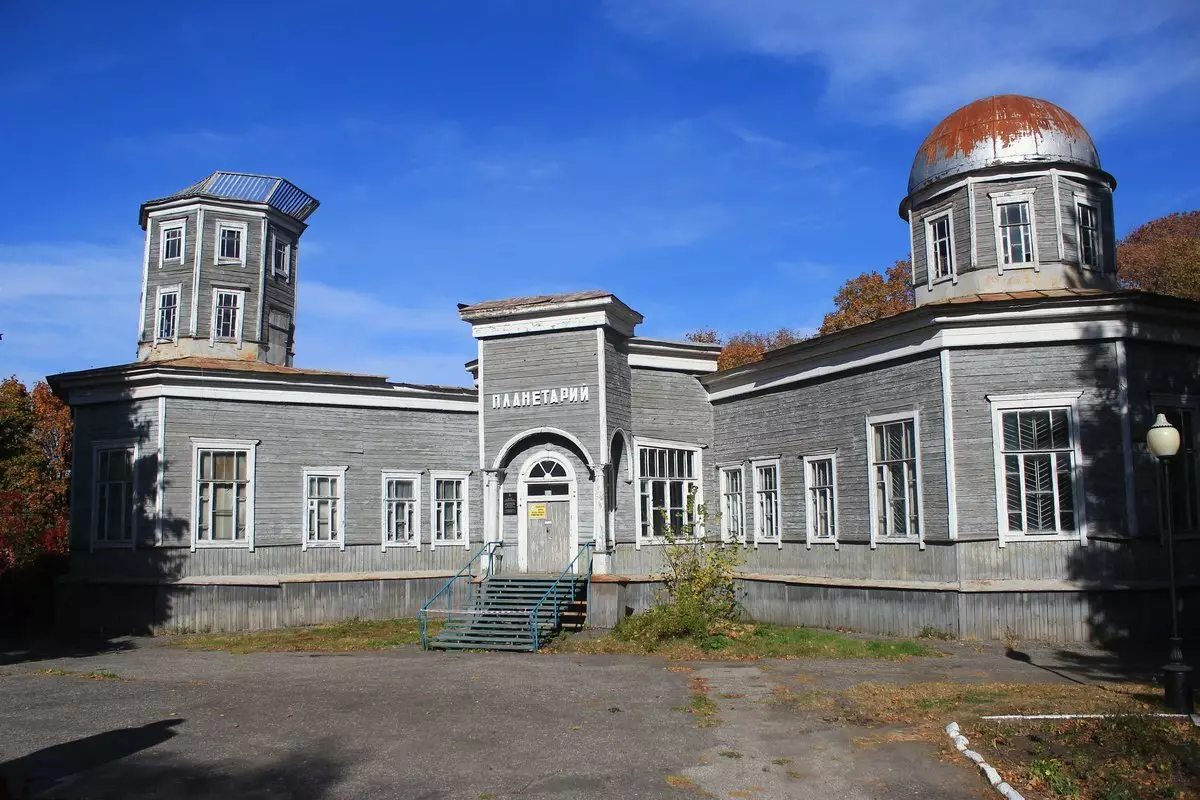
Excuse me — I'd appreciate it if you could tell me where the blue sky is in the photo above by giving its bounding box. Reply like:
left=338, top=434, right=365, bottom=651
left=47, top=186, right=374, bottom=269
left=3, top=0, right=1199, bottom=388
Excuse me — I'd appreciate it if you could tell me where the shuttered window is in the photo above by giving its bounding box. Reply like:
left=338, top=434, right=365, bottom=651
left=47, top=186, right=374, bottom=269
left=999, top=410, right=1077, bottom=535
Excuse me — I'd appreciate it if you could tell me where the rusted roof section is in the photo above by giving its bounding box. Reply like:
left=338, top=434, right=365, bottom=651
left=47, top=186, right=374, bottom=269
left=458, top=290, right=613, bottom=315
left=907, top=95, right=1103, bottom=196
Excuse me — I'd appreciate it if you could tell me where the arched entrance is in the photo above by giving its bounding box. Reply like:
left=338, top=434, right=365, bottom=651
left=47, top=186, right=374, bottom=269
left=519, top=451, right=578, bottom=573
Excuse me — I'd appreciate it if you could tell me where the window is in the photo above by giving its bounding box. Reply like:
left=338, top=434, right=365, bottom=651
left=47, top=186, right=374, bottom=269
left=868, top=415, right=921, bottom=543
left=304, top=467, right=347, bottom=548
left=211, top=289, right=244, bottom=342
left=193, top=440, right=256, bottom=548
left=93, top=444, right=136, bottom=547
left=925, top=212, right=954, bottom=282
left=1154, top=406, right=1198, bottom=533
left=637, top=444, right=701, bottom=539
left=160, top=221, right=185, bottom=265
left=155, top=287, right=179, bottom=342
left=432, top=473, right=469, bottom=546
left=998, top=201, right=1034, bottom=265
left=382, top=472, right=421, bottom=549
left=803, top=455, right=837, bottom=546
left=752, top=460, right=781, bottom=544
left=988, top=393, right=1085, bottom=544
left=272, top=234, right=291, bottom=279
left=218, top=225, right=243, bottom=262
left=1077, top=202, right=1102, bottom=269
left=719, top=466, right=745, bottom=543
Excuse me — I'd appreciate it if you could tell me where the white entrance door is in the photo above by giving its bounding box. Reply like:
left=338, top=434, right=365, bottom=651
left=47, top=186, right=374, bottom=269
left=520, top=454, right=577, bottom=574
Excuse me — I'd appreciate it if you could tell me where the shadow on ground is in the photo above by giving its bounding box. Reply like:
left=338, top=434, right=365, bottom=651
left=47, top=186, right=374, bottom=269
left=0, top=722, right=349, bottom=800
left=0, top=634, right=137, bottom=667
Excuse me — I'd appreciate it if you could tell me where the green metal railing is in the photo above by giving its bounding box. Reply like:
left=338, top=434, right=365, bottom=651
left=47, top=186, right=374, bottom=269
left=529, top=542, right=594, bottom=651
left=418, top=541, right=497, bottom=649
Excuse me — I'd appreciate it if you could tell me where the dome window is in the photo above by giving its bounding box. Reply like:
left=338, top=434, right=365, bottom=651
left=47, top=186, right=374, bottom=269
left=1077, top=201, right=1103, bottom=269
left=924, top=210, right=956, bottom=283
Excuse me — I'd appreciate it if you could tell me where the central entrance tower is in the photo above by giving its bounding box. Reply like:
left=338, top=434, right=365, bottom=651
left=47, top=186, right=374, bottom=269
left=459, top=291, right=644, bottom=575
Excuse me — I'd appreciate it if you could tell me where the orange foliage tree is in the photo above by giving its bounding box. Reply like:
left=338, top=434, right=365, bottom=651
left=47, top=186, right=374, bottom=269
left=0, top=377, right=72, bottom=572
left=818, top=258, right=914, bottom=335
left=1118, top=211, right=1200, bottom=299
left=686, top=327, right=806, bottom=371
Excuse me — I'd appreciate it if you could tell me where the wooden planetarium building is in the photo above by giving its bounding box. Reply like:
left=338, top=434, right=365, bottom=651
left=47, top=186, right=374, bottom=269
left=52, top=96, right=1200, bottom=643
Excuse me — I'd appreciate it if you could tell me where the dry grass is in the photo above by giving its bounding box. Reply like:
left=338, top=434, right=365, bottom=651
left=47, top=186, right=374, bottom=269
left=35, top=667, right=122, bottom=681
left=166, top=618, right=438, bottom=654
left=548, top=622, right=937, bottom=661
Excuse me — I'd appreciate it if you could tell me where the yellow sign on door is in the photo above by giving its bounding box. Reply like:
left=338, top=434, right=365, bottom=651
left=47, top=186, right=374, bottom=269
left=528, top=503, right=547, bottom=519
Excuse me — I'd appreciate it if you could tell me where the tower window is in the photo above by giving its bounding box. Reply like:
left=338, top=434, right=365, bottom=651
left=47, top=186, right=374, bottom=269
left=211, top=289, right=244, bottom=342
left=273, top=235, right=292, bottom=279
left=156, top=287, right=180, bottom=342
left=998, top=201, right=1034, bottom=264
left=216, top=222, right=247, bottom=265
left=160, top=222, right=185, bottom=264
left=924, top=211, right=955, bottom=282
left=1077, top=202, right=1102, bottom=269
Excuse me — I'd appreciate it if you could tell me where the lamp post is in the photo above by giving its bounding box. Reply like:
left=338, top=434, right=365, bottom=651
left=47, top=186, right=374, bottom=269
left=1147, top=412, right=1194, bottom=714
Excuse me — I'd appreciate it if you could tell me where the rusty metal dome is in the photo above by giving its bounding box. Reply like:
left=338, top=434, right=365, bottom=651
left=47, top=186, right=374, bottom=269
left=907, top=95, right=1102, bottom=196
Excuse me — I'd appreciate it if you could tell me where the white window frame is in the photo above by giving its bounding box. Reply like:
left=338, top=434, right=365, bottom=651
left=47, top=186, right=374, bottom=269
left=988, top=392, right=1087, bottom=547
left=633, top=437, right=704, bottom=546
left=158, top=219, right=186, bottom=267
left=430, top=470, right=471, bottom=549
left=190, top=438, right=257, bottom=551
left=381, top=470, right=422, bottom=551
left=802, top=452, right=839, bottom=549
left=866, top=411, right=924, bottom=548
left=1149, top=395, right=1200, bottom=541
left=155, top=284, right=181, bottom=343
left=751, top=457, right=782, bottom=548
left=302, top=466, right=349, bottom=550
left=718, top=463, right=745, bottom=544
left=272, top=232, right=292, bottom=280
left=923, top=205, right=957, bottom=286
left=215, top=220, right=249, bottom=267
left=989, top=188, right=1039, bottom=271
left=91, top=440, right=139, bottom=550
left=210, top=288, right=245, bottom=345
left=1073, top=192, right=1103, bottom=271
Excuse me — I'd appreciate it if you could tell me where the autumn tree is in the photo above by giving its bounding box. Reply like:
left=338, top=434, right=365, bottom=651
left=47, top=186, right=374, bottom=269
left=0, top=377, right=72, bottom=573
left=686, top=327, right=806, bottom=371
left=1118, top=211, right=1200, bottom=299
left=818, top=258, right=915, bottom=335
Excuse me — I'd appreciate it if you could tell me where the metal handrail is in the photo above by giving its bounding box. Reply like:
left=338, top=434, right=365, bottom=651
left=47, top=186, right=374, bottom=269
left=418, top=541, right=497, bottom=649
left=528, top=542, right=594, bottom=651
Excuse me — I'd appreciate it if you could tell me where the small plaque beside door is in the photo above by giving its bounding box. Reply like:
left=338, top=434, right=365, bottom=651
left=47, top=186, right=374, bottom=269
left=502, top=492, right=518, bottom=516
left=528, top=503, right=547, bottom=519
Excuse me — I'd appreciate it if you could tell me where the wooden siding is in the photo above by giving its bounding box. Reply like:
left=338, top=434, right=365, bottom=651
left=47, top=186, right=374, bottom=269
left=142, top=210, right=201, bottom=345
left=496, top=439, right=597, bottom=548
left=711, top=354, right=948, bottom=547
left=950, top=343, right=1127, bottom=540
left=164, top=397, right=478, bottom=549
left=196, top=211, right=265, bottom=343
left=911, top=184, right=971, bottom=288
left=971, top=175, right=1057, bottom=268
left=605, top=334, right=637, bottom=542
left=70, top=400, right=161, bottom=549
left=481, top=329, right=601, bottom=466
left=738, top=579, right=959, bottom=638
left=630, top=367, right=712, bottom=446
left=1056, top=176, right=1116, bottom=274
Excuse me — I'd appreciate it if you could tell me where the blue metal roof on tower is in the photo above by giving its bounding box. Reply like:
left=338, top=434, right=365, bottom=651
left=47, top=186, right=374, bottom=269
left=148, top=171, right=320, bottom=222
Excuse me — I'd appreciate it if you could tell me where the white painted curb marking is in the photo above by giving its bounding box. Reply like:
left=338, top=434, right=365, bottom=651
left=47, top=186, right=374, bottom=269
left=945, top=722, right=1024, bottom=800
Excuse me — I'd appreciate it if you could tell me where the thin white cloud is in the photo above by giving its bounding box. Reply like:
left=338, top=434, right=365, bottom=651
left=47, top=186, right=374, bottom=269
left=605, top=0, right=1200, bottom=128
left=299, top=282, right=464, bottom=335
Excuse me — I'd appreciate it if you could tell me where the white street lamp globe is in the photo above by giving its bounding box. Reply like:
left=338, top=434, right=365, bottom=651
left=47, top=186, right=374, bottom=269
left=1148, top=413, right=1182, bottom=459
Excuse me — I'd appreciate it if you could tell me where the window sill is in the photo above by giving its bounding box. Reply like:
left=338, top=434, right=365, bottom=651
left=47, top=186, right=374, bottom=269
left=432, top=539, right=468, bottom=547
left=1000, top=533, right=1084, bottom=544
left=998, top=262, right=1038, bottom=271
left=872, top=536, right=922, bottom=546
left=216, top=258, right=246, bottom=267
left=92, top=541, right=135, bottom=549
left=304, top=541, right=343, bottom=549
left=383, top=542, right=420, bottom=550
left=806, top=538, right=839, bottom=547
left=194, top=541, right=251, bottom=549
left=929, top=275, right=955, bottom=287
left=159, top=259, right=184, bottom=267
